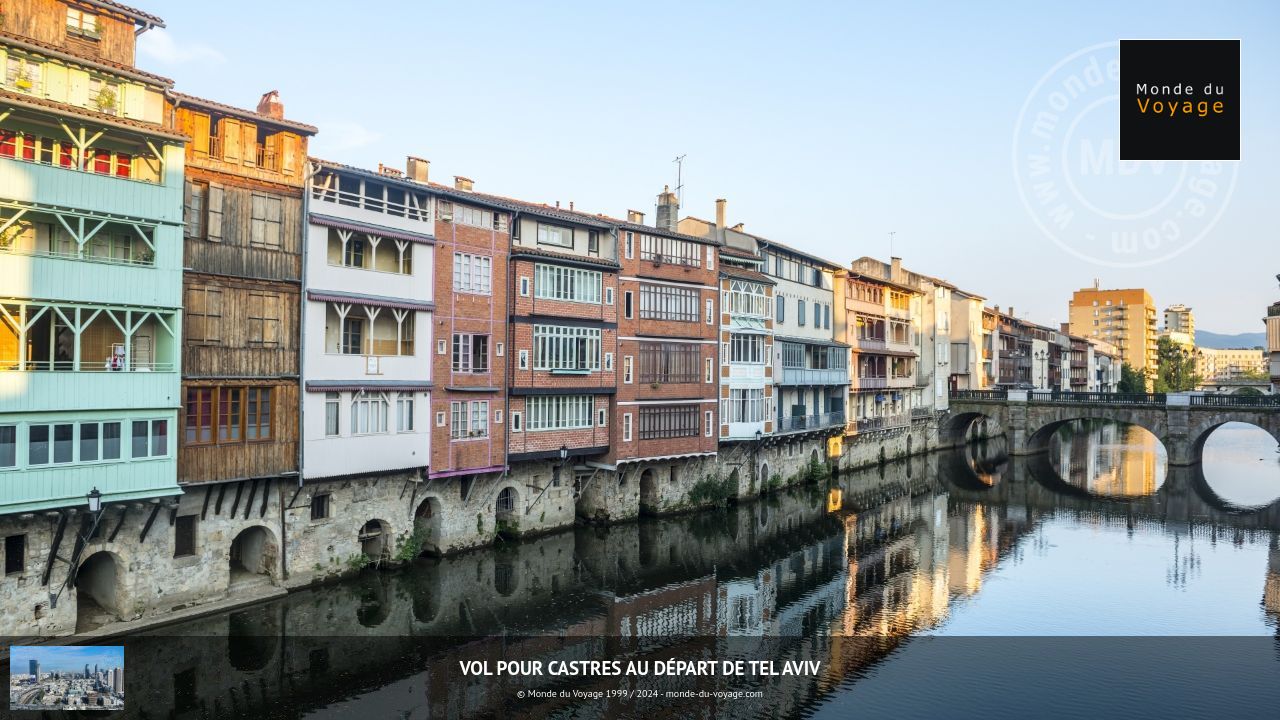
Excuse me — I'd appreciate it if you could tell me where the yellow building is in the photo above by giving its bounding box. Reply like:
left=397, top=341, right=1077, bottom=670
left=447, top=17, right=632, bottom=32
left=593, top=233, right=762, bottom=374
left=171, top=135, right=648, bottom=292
left=1197, top=347, right=1266, bottom=381
left=1163, top=304, right=1195, bottom=345
left=1068, top=284, right=1158, bottom=374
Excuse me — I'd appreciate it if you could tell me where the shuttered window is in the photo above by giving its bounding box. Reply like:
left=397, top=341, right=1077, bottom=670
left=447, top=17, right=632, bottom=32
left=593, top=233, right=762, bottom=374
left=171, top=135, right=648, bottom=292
left=250, top=193, right=283, bottom=248
left=247, top=292, right=281, bottom=347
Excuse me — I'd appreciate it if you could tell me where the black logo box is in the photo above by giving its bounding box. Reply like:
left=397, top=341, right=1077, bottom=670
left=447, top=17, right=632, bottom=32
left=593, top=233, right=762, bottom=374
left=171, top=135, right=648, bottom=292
left=1120, top=39, right=1240, bottom=160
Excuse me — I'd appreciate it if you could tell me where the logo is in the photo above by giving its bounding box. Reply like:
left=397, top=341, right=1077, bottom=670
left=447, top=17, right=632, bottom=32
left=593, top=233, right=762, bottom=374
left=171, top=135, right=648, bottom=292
left=1013, top=42, right=1238, bottom=268
left=1120, top=40, right=1240, bottom=160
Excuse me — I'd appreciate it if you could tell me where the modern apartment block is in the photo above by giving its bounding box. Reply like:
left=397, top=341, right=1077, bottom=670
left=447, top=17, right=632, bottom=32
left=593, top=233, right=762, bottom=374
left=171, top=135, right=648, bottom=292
left=171, top=90, right=315, bottom=594
left=1163, top=304, right=1195, bottom=345
left=0, top=0, right=184, bottom=632
left=1196, top=347, right=1266, bottom=381
left=1068, top=284, right=1158, bottom=375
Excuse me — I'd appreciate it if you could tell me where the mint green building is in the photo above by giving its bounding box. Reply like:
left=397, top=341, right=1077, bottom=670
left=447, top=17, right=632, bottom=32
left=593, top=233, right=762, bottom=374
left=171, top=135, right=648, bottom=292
left=0, top=4, right=186, bottom=516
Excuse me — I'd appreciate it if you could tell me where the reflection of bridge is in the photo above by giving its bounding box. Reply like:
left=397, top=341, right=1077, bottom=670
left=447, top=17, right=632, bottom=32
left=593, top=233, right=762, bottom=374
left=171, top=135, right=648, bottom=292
left=941, top=443, right=1280, bottom=531
left=946, top=390, right=1280, bottom=466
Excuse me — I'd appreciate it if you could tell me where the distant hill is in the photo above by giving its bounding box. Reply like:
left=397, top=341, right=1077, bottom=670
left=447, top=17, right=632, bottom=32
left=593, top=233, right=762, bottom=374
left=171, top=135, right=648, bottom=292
left=1196, top=330, right=1266, bottom=349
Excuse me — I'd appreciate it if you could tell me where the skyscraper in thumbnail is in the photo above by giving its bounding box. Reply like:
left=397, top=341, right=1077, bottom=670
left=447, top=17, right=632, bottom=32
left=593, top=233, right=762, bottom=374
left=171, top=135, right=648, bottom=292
left=29, top=659, right=39, bottom=679
left=112, top=667, right=123, bottom=693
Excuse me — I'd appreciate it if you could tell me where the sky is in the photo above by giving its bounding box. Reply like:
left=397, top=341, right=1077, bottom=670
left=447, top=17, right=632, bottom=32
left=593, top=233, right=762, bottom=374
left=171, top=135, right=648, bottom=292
left=136, top=1, right=1280, bottom=333
left=9, top=645, right=124, bottom=673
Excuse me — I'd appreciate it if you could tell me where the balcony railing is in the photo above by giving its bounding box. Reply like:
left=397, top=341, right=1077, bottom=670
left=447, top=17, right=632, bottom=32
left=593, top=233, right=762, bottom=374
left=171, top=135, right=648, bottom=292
left=950, top=389, right=1008, bottom=401
left=1, top=360, right=176, bottom=373
left=1190, top=394, right=1280, bottom=408
left=777, top=412, right=845, bottom=433
left=779, top=366, right=849, bottom=385
left=847, top=414, right=910, bottom=434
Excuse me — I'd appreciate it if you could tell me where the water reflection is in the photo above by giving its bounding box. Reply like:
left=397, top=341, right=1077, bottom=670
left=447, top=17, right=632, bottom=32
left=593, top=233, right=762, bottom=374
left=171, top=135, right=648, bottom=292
left=1202, top=422, right=1280, bottom=508
left=1049, top=419, right=1167, bottom=497
left=89, top=425, right=1280, bottom=719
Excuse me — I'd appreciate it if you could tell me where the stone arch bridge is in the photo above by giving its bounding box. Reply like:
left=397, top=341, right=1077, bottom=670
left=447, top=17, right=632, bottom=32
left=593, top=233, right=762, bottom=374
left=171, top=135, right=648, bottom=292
left=943, top=390, right=1280, bottom=466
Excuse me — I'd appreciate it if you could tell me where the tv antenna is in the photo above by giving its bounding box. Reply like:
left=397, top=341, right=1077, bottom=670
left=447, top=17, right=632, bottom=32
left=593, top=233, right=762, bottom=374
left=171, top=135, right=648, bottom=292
left=673, top=154, right=686, bottom=206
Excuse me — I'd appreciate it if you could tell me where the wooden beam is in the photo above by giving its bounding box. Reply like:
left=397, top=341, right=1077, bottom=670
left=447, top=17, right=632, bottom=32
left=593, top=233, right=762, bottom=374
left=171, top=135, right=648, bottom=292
left=138, top=503, right=160, bottom=543
left=201, top=485, right=213, bottom=520
left=286, top=484, right=303, bottom=510
left=41, top=511, right=68, bottom=586
left=229, top=481, right=244, bottom=518
left=168, top=506, right=177, bottom=526
left=107, top=506, right=129, bottom=543
left=259, top=479, right=270, bottom=518
left=243, top=479, right=259, bottom=520
left=66, top=514, right=91, bottom=587
left=215, top=483, right=228, bottom=515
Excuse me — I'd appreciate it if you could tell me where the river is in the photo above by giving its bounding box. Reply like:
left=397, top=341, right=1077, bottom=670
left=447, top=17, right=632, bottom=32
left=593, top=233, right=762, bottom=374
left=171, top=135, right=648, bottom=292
left=85, top=422, right=1280, bottom=718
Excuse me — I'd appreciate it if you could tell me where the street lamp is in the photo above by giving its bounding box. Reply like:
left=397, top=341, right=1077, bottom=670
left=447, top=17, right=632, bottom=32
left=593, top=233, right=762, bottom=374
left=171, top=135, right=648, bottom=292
left=50, top=488, right=105, bottom=610
left=558, top=445, right=569, bottom=463
left=87, top=487, right=102, bottom=514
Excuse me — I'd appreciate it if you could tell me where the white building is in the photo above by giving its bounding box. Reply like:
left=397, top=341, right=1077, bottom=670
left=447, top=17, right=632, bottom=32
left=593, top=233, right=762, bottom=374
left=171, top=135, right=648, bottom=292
left=302, top=161, right=435, bottom=479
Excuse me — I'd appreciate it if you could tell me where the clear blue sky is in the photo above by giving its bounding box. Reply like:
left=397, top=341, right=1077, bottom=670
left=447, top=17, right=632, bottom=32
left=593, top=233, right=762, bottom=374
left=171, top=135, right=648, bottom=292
left=9, top=645, right=124, bottom=673
left=138, top=1, right=1280, bottom=333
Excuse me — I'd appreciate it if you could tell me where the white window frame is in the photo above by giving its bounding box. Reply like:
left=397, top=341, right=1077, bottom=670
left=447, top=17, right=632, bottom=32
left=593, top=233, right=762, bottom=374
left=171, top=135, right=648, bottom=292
left=535, top=264, right=602, bottom=304
left=526, top=395, right=594, bottom=431
left=705, top=410, right=714, bottom=436
left=453, top=252, right=492, bottom=294
left=396, top=393, right=414, bottom=432
left=518, top=349, right=529, bottom=370
left=351, top=392, right=390, bottom=435
left=450, top=400, right=489, bottom=439
left=533, top=325, right=601, bottom=371
left=623, top=355, right=633, bottom=383
left=511, top=411, right=523, bottom=432
left=705, top=357, right=714, bottom=383
left=622, top=413, right=633, bottom=442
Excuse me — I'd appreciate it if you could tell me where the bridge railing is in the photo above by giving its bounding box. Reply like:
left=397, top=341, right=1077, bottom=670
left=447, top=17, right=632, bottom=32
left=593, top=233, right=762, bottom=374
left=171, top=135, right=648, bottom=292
left=1189, top=394, right=1280, bottom=408
left=950, top=389, right=1007, bottom=401
left=1027, top=390, right=1167, bottom=404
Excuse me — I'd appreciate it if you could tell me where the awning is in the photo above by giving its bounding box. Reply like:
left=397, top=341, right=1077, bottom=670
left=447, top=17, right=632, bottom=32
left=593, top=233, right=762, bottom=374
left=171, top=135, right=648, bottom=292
left=306, top=289, right=435, bottom=313
left=730, top=317, right=769, bottom=334
left=851, top=348, right=918, bottom=359
left=309, top=213, right=435, bottom=245
left=306, top=380, right=431, bottom=393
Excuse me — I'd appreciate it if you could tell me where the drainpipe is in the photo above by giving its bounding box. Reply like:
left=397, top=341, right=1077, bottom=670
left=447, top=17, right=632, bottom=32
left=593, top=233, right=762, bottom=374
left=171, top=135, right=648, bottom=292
left=502, top=211, right=518, bottom=491
left=284, top=161, right=318, bottom=581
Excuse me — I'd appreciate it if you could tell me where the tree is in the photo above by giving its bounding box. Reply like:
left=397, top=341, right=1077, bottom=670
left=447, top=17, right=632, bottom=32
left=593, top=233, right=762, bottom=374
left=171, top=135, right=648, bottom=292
left=1117, top=363, right=1147, bottom=393
left=1152, top=336, right=1201, bottom=393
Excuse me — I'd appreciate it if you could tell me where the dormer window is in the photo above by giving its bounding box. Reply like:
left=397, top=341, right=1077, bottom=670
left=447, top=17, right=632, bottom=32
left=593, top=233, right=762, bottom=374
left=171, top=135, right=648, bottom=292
left=66, top=7, right=100, bottom=40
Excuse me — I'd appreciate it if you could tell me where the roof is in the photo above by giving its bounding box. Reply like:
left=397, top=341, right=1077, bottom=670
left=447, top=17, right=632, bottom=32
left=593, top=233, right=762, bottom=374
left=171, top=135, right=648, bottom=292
left=305, top=289, right=435, bottom=313
left=719, top=245, right=759, bottom=260
left=509, top=245, right=619, bottom=270
left=0, top=29, right=173, bottom=87
left=83, top=0, right=166, bottom=28
left=754, top=236, right=843, bottom=271
left=309, top=213, right=434, bottom=245
left=169, top=92, right=318, bottom=134
left=841, top=270, right=922, bottom=296
left=309, top=158, right=513, bottom=213
left=613, top=219, right=721, bottom=246
left=305, top=380, right=431, bottom=393
left=435, top=184, right=615, bottom=229
left=0, top=88, right=187, bottom=142
left=720, top=266, right=775, bottom=285
left=773, top=335, right=851, bottom=349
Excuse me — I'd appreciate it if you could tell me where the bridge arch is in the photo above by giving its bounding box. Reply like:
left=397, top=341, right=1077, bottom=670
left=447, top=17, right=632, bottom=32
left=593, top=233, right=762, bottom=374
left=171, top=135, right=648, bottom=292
left=1021, top=406, right=1171, bottom=457
left=1187, top=417, right=1280, bottom=467
left=941, top=410, right=1005, bottom=446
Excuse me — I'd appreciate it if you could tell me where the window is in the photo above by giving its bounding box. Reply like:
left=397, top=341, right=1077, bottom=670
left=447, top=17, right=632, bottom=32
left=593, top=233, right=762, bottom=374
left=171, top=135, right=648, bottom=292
left=250, top=194, right=283, bottom=248
left=185, top=388, right=214, bottom=445
left=129, top=419, right=168, bottom=458
left=776, top=295, right=786, bottom=323
left=624, top=291, right=633, bottom=319
left=28, top=425, right=49, bottom=465
left=435, top=411, right=445, bottom=427
left=454, top=205, right=494, bottom=229
left=639, top=342, right=700, bottom=383
left=518, top=349, right=529, bottom=370
left=723, top=389, right=768, bottom=423
left=640, top=233, right=700, bottom=267
left=51, top=424, right=73, bottom=463
left=604, top=352, right=614, bottom=371
left=510, top=412, right=523, bottom=432
left=246, top=388, right=272, bottom=440
left=325, top=392, right=340, bottom=436
left=623, top=355, right=633, bottom=383
left=0, top=426, right=15, bottom=468
left=535, top=264, right=602, bottom=303
left=247, top=293, right=281, bottom=347
left=782, top=343, right=804, bottom=368
left=588, top=230, right=599, bottom=254
left=639, top=405, right=700, bottom=439
left=705, top=410, right=714, bottom=436
left=605, top=287, right=614, bottom=305
left=102, top=422, right=121, bottom=460
left=798, top=300, right=806, bottom=326
left=527, top=395, right=593, bottom=431
left=173, top=516, right=196, bottom=558
left=705, top=357, right=714, bottom=383
left=452, top=334, right=490, bottom=373
left=622, top=412, right=633, bottom=442
left=640, top=284, right=698, bottom=322
left=624, top=232, right=634, bottom=259
left=342, top=237, right=366, bottom=268
left=396, top=393, right=414, bottom=432
left=66, top=8, right=99, bottom=38
left=519, top=277, right=530, bottom=296
left=185, top=180, right=207, bottom=239
left=537, top=224, right=572, bottom=248
left=4, top=534, right=24, bottom=574
left=453, top=253, right=492, bottom=294
left=494, top=409, right=503, bottom=424
left=217, top=387, right=243, bottom=442
left=186, top=287, right=222, bottom=344
left=729, top=334, right=765, bottom=364
left=598, top=408, right=608, bottom=427
left=825, top=304, right=832, bottom=330
left=310, top=493, right=330, bottom=520
left=351, top=393, right=389, bottom=435
left=533, top=326, right=600, bottom=371
left=706, top=245, right=715, bottom=271
left=450, top=401, right=489, bottom=438
left=723, top=280, right=768, bottom=316
left=340, top=316, right=364, bottom=355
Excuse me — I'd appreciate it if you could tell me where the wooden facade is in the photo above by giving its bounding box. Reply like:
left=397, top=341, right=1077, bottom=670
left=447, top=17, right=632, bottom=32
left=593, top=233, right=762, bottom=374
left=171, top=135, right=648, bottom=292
left=0, top=0, right=162, bottom=67
left=174, top=94, right=315, bottom=487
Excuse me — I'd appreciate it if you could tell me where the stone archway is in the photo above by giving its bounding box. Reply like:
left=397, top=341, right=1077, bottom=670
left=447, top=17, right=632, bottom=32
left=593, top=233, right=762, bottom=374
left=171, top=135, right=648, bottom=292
left=414, top=497, right=443, bottom=556
left=359, top=519, right=391, bottom=563
left=75, top=551, right=125, bottom=632
left=639, top=469, right=659, bottom=515
left=495, top=487, right=519, bottom=538
left=229, top=525, right=278, bottom=587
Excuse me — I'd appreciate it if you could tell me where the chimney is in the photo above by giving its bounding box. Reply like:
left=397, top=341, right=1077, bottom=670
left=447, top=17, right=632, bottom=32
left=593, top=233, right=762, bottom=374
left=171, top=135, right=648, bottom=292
left=1093, top=278, right=1100, bottom=290
left=730, top=223, right=744, bottom=232
left=454, top=176, right=473, bottom=191
left=627, top=209, right=645, bottom=224
left=656, top=185, right=679, bottom=233
left=569, top=201, right=574, bottom=211
left=890, top=256, right=902, bottom=283
left=256, top=90, right=284, bottom=120
left=406, top=156, right=430, bottom=183
left=715, top=198, right=727, bottom=228
left=1009, top=306, right=1015, bottom=318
